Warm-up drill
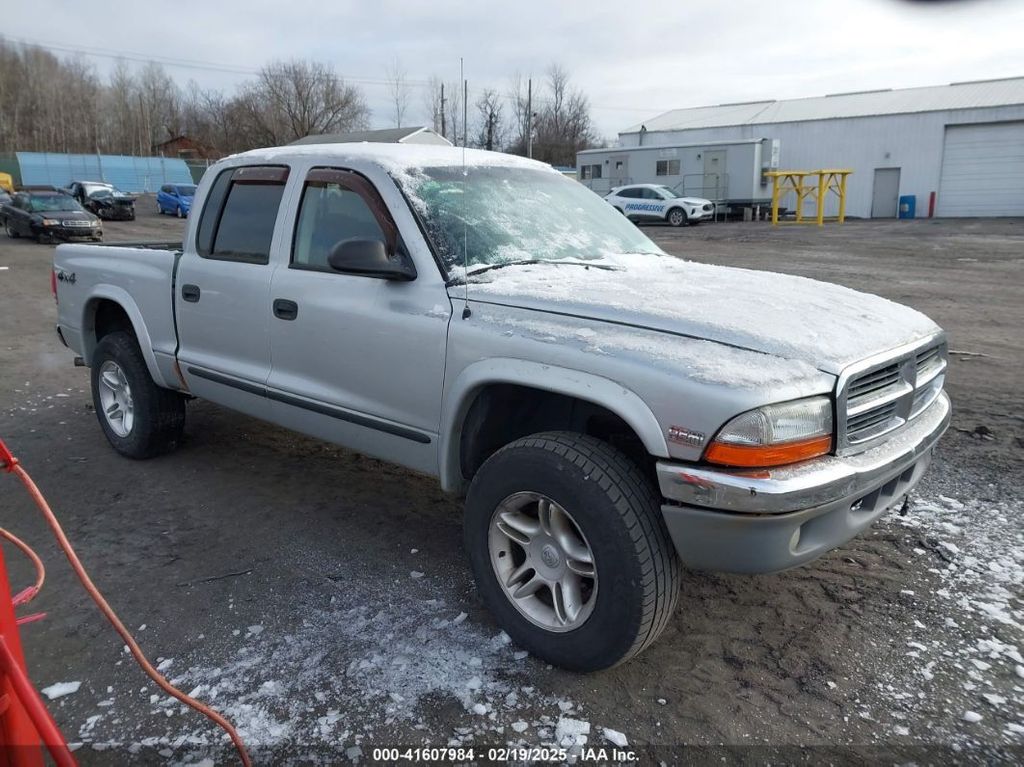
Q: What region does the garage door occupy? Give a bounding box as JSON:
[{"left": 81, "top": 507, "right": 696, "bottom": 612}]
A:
[{"left": 937, "top": 122, "right": 1024, "bottom": 217}]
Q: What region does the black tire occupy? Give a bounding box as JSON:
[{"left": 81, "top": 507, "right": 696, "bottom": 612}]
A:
[
  {"left": 464, "top": 431, "right": 680, "bottom": 671},
  {"left": 90, "top": 331, "right": 186, "bottom": 459},
  {"left": 667, "top": 207, "right": 688, "bottom": 227},
  {"left": 4, "top": 219, "right": 19, "bottom": 238},
  {"left": 176, "top": 206, "right": 185, "bottom": 219}
]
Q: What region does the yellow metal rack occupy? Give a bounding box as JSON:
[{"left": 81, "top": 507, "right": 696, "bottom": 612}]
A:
[{"left": 765, "top": 169, "right": 852, "bottom": 226}]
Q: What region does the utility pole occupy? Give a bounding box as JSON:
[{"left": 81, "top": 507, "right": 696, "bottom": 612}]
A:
[
  {"left": 463, "top": 79, "right": 468, "bottom": 148},
  {"left": 440, "top": 82, "right": 446, "bottom": 139},
  {"left": 526, "top": 78, "right": 533, "bottom": 159}
]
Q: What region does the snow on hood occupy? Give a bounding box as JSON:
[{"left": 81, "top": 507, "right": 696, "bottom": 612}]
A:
[{"left": 461, "top": 253, "right": 941, "bottom": 374}]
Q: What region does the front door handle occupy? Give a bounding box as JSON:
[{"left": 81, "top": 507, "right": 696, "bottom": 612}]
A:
[
  {"left": 273, "top": 298, "right": 298, "bottom": 321},
  {"left": 181, "top": 284, "right": 201, "bottom": 302}
]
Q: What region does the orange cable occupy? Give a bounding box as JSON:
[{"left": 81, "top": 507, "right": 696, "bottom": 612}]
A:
[
  {"left": 0, "top": 527, "right": 45, "bottom": 605},
  {"left": 7, "top": 462, "right": 252, "bottom": 767}
]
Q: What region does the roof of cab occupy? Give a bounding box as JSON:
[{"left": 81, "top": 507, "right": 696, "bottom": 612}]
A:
[{"left": 226, "top": 142, "right": 553, "bottom": 174}]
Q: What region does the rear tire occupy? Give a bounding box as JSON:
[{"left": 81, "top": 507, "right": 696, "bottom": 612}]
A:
[
  {"left": 5, "top": 219, "right": 19, "bottom": 238},
  {"left": 90, "top": 331, "right": 186, "bottom": 459},
  {"left": 464, "top": 431, "right": 680, "bottom": 671}
]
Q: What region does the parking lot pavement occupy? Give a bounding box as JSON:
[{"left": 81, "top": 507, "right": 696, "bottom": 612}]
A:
[{"left": 0, "top": 208, "right": 1021, "bottom": 761}]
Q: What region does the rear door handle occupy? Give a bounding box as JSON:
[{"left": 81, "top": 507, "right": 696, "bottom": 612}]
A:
[
  {"left": 181, "top": 284, "right": 201, "bottom": 302},
  {"left": 273, "top": 298, "right": 298, "bottom": 321}
]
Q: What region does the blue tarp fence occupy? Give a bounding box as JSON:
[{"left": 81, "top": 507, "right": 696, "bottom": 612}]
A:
[{"left": 15, "top": 153, "right": 194, "bottom": 193}]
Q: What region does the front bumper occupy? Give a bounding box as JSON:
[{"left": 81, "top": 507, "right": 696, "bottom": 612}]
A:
[
  {"left": 34, "top": 224, "right": 102, "bottom": 241},
  {"left": 656, "top": 391, "right": 950, "bottom": 573}
]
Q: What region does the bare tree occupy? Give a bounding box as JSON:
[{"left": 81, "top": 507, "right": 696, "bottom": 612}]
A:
[
  {"left": 505, "top": 72, "right": 533, "bottom": 156},
  {"left": 444, "top": 79, "right": 463, "bottom": 146},
  {"left": 234, "top": 59, "right": 369, "bottom": 145},
  {"left": 530, "top": 64, "right": 596, "bottom": 166},
  {"left": 422, "top": 75, "right": 445, "bottom": 136},
  {"left": 385, "top": 58, "right": 411, "bottom": 128},
  {"left": 474, "top": 88, "right": 505, "bottom": 151}
]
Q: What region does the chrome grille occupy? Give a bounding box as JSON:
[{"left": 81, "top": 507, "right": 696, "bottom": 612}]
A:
[
  {"left": 62, "top": 220, "right": 91, "bottom": 227},
  {"left": 838, "top": 338, "right": 946, "bottom": 453}
]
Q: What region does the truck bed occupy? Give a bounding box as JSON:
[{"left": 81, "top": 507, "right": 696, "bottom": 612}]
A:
[{"left": 54, "top": 241, "right": 182, "bottom": 388}]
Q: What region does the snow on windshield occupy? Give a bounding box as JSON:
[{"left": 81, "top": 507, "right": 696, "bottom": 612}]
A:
[{"left": 391, "top": 166, "right": 662, "bottom": 275}]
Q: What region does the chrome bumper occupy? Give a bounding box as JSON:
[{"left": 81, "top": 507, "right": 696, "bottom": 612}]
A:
[{"left": 656, "top": 392, "right": 950, "bottom": 573}]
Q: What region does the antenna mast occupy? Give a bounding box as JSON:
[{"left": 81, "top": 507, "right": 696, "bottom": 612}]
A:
[{"left": 460, "top": 58, "right": 470, "bottom": 319}]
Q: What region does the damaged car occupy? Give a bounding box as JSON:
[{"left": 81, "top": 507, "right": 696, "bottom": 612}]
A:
[{"left": 66, "top": 181, "right": 136, "bottom": 221}]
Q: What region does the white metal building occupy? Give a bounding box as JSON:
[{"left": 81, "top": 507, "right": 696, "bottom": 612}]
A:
[{"left": 584, "top": 77, "right": 1024, "bottom": 218}]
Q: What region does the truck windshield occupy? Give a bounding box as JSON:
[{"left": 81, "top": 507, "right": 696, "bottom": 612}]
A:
[{"left": 395, "top": 166, "right": 662, "bottom": 277}]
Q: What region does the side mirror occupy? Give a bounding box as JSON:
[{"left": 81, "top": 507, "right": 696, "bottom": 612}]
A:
[{"left": 327, "top": 238, "right": 417, "bottom": 281}]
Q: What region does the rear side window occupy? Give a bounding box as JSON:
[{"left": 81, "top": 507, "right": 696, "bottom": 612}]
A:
[{"left": 196, "top": 165, "right": 288, "bottom": 264}]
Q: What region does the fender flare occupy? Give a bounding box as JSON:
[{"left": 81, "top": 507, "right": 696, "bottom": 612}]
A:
[
  {"left": 438, "top": 358, "right": 669, "bottom": 493},
  {"left": 81, "top": 285, "right": 169, "bottom": 388}
]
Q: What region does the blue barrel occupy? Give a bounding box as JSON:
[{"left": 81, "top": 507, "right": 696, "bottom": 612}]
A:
[{"left": 898, "top": 195, "right": 916, "bottom": 219}]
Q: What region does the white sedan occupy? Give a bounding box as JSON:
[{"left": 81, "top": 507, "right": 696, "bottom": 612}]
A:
[{"left": 605, "top": 184, "right": 715, "bottom": 226}]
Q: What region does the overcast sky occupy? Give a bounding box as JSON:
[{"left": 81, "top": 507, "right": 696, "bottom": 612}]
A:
[{"left": 4, "top": 0, "right": 1023, "bottom": 140}]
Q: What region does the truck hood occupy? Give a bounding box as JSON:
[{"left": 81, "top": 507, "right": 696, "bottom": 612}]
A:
[{"left": 458, "top": 253, "right": 942, "bottom": 374}]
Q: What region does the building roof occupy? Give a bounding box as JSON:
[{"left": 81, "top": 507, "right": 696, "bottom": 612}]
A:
[
  {"left": 290, "top": 126, "right": 453, "bottom": 146},
  {"left": 624, "top": 76, "right": 1024, "bottom": 134}
]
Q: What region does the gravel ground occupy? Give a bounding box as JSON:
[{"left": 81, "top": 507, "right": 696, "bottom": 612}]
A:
[{"left": 0, "top": 202, "right": 1021, "bottom": 764}]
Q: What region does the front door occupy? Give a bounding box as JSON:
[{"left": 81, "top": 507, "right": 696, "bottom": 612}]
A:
[
  {"left": 609, "top": 156, "right": 630, "bottom": 187},
  {"left": 703, "top": 150, "right": 727, "bottom": 199},
  {"left": 265, "top": 167, "right": 449, "bottom": 475},
  {"left": 871, "top": 168, "right": 901, "bottom": 218}
]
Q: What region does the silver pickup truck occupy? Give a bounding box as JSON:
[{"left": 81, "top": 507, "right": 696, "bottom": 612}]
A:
[{"left": 54, "top": 144, "right": 950, "bottom": 671}]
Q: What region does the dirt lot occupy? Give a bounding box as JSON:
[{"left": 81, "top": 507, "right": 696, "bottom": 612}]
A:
[{"left": 1, "top": 202, "right": 1021, "bottom": 763}]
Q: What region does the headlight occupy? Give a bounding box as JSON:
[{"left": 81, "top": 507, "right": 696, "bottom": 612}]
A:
[
  {"left": 704, "top": 396, "right": 833, "bottom": 467},
  {"left": 41, "top": 218, "right": 59, "bottom": 226},
  {"left": 90, "top": 220, "right": 100, "bottom": 227}
]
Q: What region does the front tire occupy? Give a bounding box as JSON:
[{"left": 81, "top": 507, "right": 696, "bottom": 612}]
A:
[
  {"left": 464, "top": 432, "right": 680, "bottom": 671},
  {"left": 4, "top": 219, "right": 19, "bottom": 238},
  {"left": 667, "top": 207, "right": 688, "bottom": 227},
  {"left": 176, "top": 206, "right": 185, "bottom": 219},
  {"left": 90, "top": 331, "right": 186, "bottom": 459}
]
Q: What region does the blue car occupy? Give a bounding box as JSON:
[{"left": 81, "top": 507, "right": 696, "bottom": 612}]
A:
[{"left": 156, "top": 183, "right": 196, "bottom": 218}]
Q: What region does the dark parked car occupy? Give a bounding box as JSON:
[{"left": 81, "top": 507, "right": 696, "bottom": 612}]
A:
[
  {"left": 66, "top": 181, "right": 136, "bottom": 221},
  {"left": 1, "top": 191, "right": 102, "bottom": 243},
  {"left": 0, "top": 190, "right": 11, "bottom": 208},
  {"left": 156, "top": 183, "right": 196, "bottom": 218}
]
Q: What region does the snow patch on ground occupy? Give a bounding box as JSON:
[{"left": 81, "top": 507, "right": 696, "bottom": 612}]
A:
[
  {"left": 70, "top": 577, "right": 622, "bottom": 762},
  {"left": 41, "top": 681, "right": 81, "bottom": 700},
  {"left": 879, "top": 475, "right": 1024, "bottom": 746}
]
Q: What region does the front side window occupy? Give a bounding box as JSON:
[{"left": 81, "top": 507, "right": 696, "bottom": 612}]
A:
[
  {"left": 292, "top": 171, "right": 389, "bottom": 271},
  {"left": 196, "top": 166, "right": 288, "bottom": 264}
]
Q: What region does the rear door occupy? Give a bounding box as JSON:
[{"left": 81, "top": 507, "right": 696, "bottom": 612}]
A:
[
  {"left": 265, "top": 166, "right": 449, "bottom": 474},
  {"left": 175, "top": 165, "right": 289, "bottom": 408}
]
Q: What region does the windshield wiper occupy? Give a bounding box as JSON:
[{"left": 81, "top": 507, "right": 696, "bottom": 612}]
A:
[{"left": 465, "top": 259, "right": 618, "bottom": 278}]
